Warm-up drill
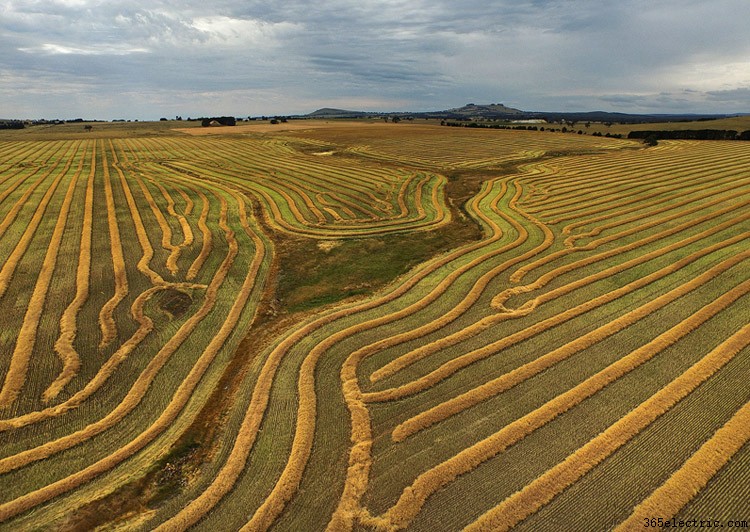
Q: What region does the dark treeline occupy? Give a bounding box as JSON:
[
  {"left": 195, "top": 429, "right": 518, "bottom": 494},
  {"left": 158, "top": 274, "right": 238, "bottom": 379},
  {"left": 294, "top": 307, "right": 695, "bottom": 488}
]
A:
[
  {"left": 628, "top": 129, "right": 750, "bottom": 141},
  {"left": 0, "top": 120, "right": 25, "bottom": 130},
  {"left": 441, "top": 121, "right": 624, "bottom": 138}
]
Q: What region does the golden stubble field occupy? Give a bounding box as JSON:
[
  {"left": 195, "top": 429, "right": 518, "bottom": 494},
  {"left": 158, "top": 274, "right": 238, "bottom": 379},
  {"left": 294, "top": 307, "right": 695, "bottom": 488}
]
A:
[{"left": 0, "top": 120, "right": 748, "bottom": 531}]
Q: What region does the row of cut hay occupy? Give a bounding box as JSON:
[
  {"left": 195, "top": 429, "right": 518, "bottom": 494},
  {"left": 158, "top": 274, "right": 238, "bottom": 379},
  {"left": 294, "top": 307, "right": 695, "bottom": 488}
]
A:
[
  {"left": 528, "top": 141, "right": 748, "bottom": 204},
  {"left": 235, "top": 186, "right": 511, "bottom": 530},
  {"left": 333, "top": 128, "right": 624, "bottom": 170},
  {"left": 392, "top": 239, "right": 750, "bottom": 441},
  {"left": 316, "top": 192, "right": 359, "bottom": 221},
  {"left": 173, "top": 184, "right": 194, "bottom": 216},
  {"left": 131, "top": 171, "right": 181, "bottom": 275},
  {"left": 0, "top": 167, "right": 41, "bottom": 208},
  {"left": 321, "top": 179, "right": 529, "bottom": 530},
  {"left": 262, "top": 163, "right": 391, "bottom": 218},
  {"left": 283, "top": 181, "right": 329, "bottom": 224},
  {"left": 0, "top": 180, "right": 265, "bottom": 522},
  {"left": 0, "top": 146, "right": 217, "bottom": 431},
  {"left": 0, "top": 140, "right": 60, "bottom": 167},
  {"left": 363, "top": 178, "right": 553, "bottom": 384},
  {"left": 506, "top": 194, "right": 750, "bottom": 285},
  {"left": 353, "top": 180, "right": 522, "bottom": 371},
  {"left": 0, "top": 141, "right": 88, "bottom": 408},
  {"left": 521, "top": 159, "right": 666, "bottom": 209},
  {"left": 195, "top": 138, "right": 395, "bottom": 218},
  {"left": 199, "top": 145, "right": 339, "bottom": 225},
  {"left": 543, "top": 160, "right": 750, "bottom": 227},
  {"left": 165, "top": 154, "right": 420, "bottom": 232},
  {"left": 367, "top": 277, "right": 750, "bottom": 531},
  {"left": 108, "top": 142, "right": 164, "bottom": 287},
  {"left": 519, "top": 149, "right": 720, "bottom": 210},
  {"left": 97, "top": 140, "right": 130, "bottom": 349},
  {"left": 366, "top": 207, "right": 750, "bottom": 402},
  {"left": 249, "top": 174, "right": 552, "bottom": 531},
  {"left": 531, "top": 149, "right": 750, "bottom": 222},
  {"left": 519, "top": 141, "right": 750, "bottom": 211},
  {"left": 145, "top": 174, "right": 195, "bottom": 264},
  {"left": 559, "top": 171, "right": 748, "bottom": 237},
  {"left": 614, "top": 396, "right": 750, "bottom": 531},
  {"left": 465, "top": 321, "right": 750, "bottom": 531},
  {"left": 0, "top": 143, "right": 70, "bottom": 242},
  {"left": 523, "top": 151, "right": 741, "bottom": 217},
  {"left": 45, "top": 141, "right": 98, "bottom": 402},
  {"left": 159, "top": 136, "right": 399, "bottom": 226},
  {"left": 235, "top": 174, "right": 449, "bottom": 238},
  {"left": 0, "top": 141, "right": 79, "bottom": 294},
  {"left": 194, "top": 136, "right": 445, "bottom": 223},
  {"left": 513, "top": 197, "right": 750, "bottom": 314},
  {"left": 119, "top": 154, "right": 214, "bottom": 282},
  {"left": 159, "top": 137, "right": 748, "bottom": 532},
  {"left": 159, "top": 159, "right": 329, "bottom": 231},
  {"left": 184, "top": 184, "right": 212, "bottom": 281},
  {"left": 562, "top": 181, "right": 750, "bottom": 248},
  {"left": 220, "top": 137, "right": 405, "bottom": 203},
  {"left": 154, "top": 174, "right": 535, "bottom": 530},
  {"left": 146, "top": 130, "right": 640, "bottom": 527},
  {"left": 374, "top": 150, "right": 704, "bottom": 379},
  {"left": 109, "top": 140, "right": 182, "bottom": 278},
  {"left": 326, "top": 178, "right": 552, "bottom": 529}
]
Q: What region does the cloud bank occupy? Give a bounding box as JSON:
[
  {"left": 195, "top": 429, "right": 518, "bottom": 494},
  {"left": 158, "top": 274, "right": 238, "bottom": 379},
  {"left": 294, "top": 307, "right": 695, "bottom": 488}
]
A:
[{"left": 1, "top": 0, "right": 748, "bottom": 119}]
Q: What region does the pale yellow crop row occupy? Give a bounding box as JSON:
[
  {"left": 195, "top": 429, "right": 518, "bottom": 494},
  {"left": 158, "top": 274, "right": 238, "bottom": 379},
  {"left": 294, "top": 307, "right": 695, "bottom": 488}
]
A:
[
  {"left": 615, "top": 397, "right": 750, "bottom": 531},
  {"left": 372, "top": 277, "right": 750, "bottom": 530},
  {"left": 97, "top": 141, "right": 130, "bottom": 349},
  {"left": 466, "top": 320, "right": 750, "bottom": 531},
  {"left": 368, "top": 208, "right": 750, "bottom": 397},
  {"left": 158, "top": 177, "right": 522, "bottom": 530},
  {"left": 0, "top": 182, "right": 256, "bottom": 521},
  {"left": 393, "top": 241, "right": 750, "bottom": 441},
  {"left": 0, "top": 142, "right": 87, "bottom": 407},
  {"left": 46, "top": 141, "right": 97, "bottom": 402}
]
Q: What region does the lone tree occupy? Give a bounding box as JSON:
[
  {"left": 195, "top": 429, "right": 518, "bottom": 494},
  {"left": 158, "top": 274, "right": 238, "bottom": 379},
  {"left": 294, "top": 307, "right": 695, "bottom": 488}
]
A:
[{"left": 643, "top": 134, "right": 658, "bottom": 147}]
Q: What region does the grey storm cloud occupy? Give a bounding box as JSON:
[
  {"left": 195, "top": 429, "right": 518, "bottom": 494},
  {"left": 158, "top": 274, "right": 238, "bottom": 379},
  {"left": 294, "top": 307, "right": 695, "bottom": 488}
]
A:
[{"left": 1, "top": 0, "right": 749, "bottom": 119}]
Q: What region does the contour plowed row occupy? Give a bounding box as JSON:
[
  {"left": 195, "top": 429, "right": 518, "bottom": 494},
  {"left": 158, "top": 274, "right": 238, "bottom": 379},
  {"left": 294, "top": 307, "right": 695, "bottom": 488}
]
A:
[{"left": 1, "top": 130, "right": 747, "bottom": 532}]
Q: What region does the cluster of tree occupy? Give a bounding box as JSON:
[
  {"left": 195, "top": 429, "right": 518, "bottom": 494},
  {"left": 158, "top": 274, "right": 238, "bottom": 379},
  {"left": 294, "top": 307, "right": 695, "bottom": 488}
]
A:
[
  {"left": 440, "top": 121, "right": 624, "bottom": 138},
  {"left": 200, "top": 116, "right": 237, "bottom": 127},
  {"left": 441, "top": 121, "right": 539, "bottom": 130},
  {"left": 628, "top": 130, "right": 750, "bottom": 141},
  {"left": 0, "top": 120, "right": 24, "bottom": 130}
]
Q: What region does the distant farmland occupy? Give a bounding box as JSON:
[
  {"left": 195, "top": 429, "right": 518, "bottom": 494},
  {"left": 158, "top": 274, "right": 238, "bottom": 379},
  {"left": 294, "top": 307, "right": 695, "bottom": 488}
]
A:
[{"left": 0, "top": 122, "right": 747, "bottom": 530}]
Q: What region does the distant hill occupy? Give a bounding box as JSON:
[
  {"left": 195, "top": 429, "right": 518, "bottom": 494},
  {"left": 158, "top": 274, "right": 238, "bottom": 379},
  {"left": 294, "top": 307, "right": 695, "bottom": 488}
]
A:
[
  {"left": 307, "top": 108, "right": 370, "bottom": 118},
  {"left": 438, "top": 103, "right": 524, "bottom": 117},
  {"left": 302, "top": 104, "right": 735, "bottom": 124}
]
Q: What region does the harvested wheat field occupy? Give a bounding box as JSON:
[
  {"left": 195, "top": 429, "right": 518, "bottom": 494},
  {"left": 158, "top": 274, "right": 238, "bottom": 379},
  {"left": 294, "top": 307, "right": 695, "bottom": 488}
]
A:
[{"left": 0, "top": 121, "right": 748, "bottom": 531}]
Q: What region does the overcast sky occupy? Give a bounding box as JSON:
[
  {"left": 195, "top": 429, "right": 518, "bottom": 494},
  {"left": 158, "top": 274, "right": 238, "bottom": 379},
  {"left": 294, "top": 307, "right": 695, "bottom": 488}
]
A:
[{"left": 2, "top": 0, "right": 749, "bottom": 119}]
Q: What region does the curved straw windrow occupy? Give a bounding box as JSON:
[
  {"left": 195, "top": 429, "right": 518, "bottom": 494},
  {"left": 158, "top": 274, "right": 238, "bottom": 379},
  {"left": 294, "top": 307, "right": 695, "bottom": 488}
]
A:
[
  {"left": 614, "top": 396, "right": 750, "bottom": 531},
  {"left": 0, "top": 131, "right": 747, "bottom": 532},
  {"left": 155, "top": 177, "right": 517, "bottom": 531},
  {"left": 465, "top": 321, "right": 750, "bottom": 531},
  {"left": 97, "top": 140, "right": 130, "bottom": 349},
  {"left": 0, "top": 181, "right": 265, "bottom": 521},
  {"left": 367, "top": 207, "right": 750, "bottom": 393},
  {"left": 46, "top": 141, "right": 98, "bottom": 402},
  {"left": 0, "top": 141, "right": 87, "bottom": 408},
  {"left": 392, "top": 240, "right": 749, "bottom": 440},
  {"left": 0, "top": 141, "right": 79, "bottom": 298},
  {"left": 366, "top": 278, "right": 750, "bottom": 530}
]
